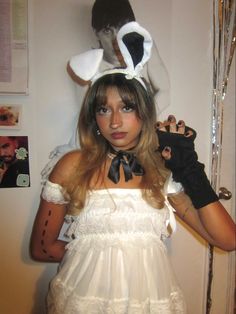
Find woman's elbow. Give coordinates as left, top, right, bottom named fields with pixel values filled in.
left=30, top=236, right=66, bottom=262
left=214, top=243, right=235, bottom=252
left=212, top=234, right=236, bottom=252
left=29, top=240, right=45, bottom=261
left=29, top=235, right=51, bottom=262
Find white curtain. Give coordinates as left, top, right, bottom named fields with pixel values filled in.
left=207, top=1, right=235, bottom=313
left=211, top=0, right=235, bottom=190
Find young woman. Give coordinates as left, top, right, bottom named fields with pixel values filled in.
left=31, top=20, right=235, bottom=314
left=30, top=72, right=235, bottom=314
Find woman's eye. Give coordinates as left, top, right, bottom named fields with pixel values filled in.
left=102, top=27, right=112, bottom=35
left=96, top=106, right=109, bottom=115
left=122, top=104, right=135, bottom=113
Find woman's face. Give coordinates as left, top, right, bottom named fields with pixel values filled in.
left=96, top=26, right=124, bottom=66
left=95, top=87, right=143, bottom=151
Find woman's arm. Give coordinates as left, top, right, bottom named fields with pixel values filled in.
left=198, top=201, right=235, bottom=250
left=30, top=199, right=67, bottom=262
left=30, top=150, right=80, bottom=262
left=157, top=116, right=235, bottom=251
left=168, top=192, right=236, bottom=251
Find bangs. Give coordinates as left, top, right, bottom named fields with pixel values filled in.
left=117, top=84, right=138, bottom=109
left=93, top=75, right=140, bottom=111
left=93, top=84, right=109, bottom=109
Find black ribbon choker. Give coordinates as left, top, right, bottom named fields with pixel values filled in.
left=107, top=149, right=145, bottom=184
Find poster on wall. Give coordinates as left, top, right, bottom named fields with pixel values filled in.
left=0, top=136, right=30, bottom=188
left=0, top=105, right=22, bottom=129
left=0, top=0, right=28, bottom=94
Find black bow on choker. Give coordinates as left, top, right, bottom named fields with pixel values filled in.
left=107, top=149, right=145, bottom=184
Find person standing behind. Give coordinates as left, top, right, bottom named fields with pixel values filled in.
left=91, top=0, right=170, bottom=113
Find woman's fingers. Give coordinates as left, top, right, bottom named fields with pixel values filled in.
left=177, top=120, right=185, bottom=134
left=155, top=121, right=168, bottom=131
left=161, top=146, right=172, bottom=160
left=184, top=128, right=194, bottom=137
left=156, top=115, right=187, bottom=135
left=168, top=115, right=177, bottom=133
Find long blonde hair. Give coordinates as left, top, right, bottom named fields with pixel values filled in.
left=64, top=73, right=169, bottom=214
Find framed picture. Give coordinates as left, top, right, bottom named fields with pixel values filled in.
left=0, top=105, right=22, bottom=129
left=0, top=135, right=30, bottom=188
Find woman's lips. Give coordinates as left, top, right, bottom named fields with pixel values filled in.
left=111, top=132, right=127, bottom=139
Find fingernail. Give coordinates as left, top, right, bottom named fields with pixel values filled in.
left=178, top=120, right=184, bottom=126
left=168, top=115, right=175, bottom=122
left=185, top=131, right=191, bottom=137
left=164, top=146, right=171, bottom=152
left=155, top=122, right=161, bottom=128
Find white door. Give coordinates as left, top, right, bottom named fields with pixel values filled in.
left=210, top=53, right=235, bottom=313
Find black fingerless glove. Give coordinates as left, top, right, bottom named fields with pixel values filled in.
left=157, top=127, right=219, bottom=209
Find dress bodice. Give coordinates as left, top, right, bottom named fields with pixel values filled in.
left=63, top=189, right=171, bottom=242
left=42, top=176, right=183, bottom=244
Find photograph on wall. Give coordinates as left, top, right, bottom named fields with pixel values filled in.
left=0, top=0, right=28, bottom=94
left=0, top=105, right=22, bottom=129
left=0, top=135, right=30, bottom=188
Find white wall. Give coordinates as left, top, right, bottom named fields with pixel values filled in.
left=168, top=1, right=212, bottom=312
left=0, top=1, right=213, bottom=313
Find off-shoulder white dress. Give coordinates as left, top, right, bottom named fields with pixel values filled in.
left=42, top=176, right=186, bottom=314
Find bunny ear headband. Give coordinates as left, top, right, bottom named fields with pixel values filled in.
left=69, top=21, right=153, bottom=88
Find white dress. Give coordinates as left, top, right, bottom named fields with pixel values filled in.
left=42, top=177, right=187, bottom=314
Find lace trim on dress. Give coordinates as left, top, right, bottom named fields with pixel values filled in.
left=64, top=232, right=168, bottom=252
left=48, top=284, right=186, bottom=314
left=41, top=180, right=69, bottom=204
left=63, top=209, right=170, bottom=240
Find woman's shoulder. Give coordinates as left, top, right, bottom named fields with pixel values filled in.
left=49, top=149, right=81, bottom=184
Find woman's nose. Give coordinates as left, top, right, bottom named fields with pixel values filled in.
left=110, top=111, right=122, bottom=129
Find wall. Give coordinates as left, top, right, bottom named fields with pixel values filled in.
left=0, top=1, right=213, bottom=313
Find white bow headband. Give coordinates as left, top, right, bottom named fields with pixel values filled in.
left=69, top=21, right=153, bottom=88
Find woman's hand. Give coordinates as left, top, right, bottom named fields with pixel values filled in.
left=155, top=114, right=195, bottom=160
left=156, top=115, right=219, bottom=209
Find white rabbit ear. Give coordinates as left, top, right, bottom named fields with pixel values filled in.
left=69, top=23, right=153, bottom=89
left=69, top=49, right=104, bottom=81
left=117, top=22, right=153, bottom=73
